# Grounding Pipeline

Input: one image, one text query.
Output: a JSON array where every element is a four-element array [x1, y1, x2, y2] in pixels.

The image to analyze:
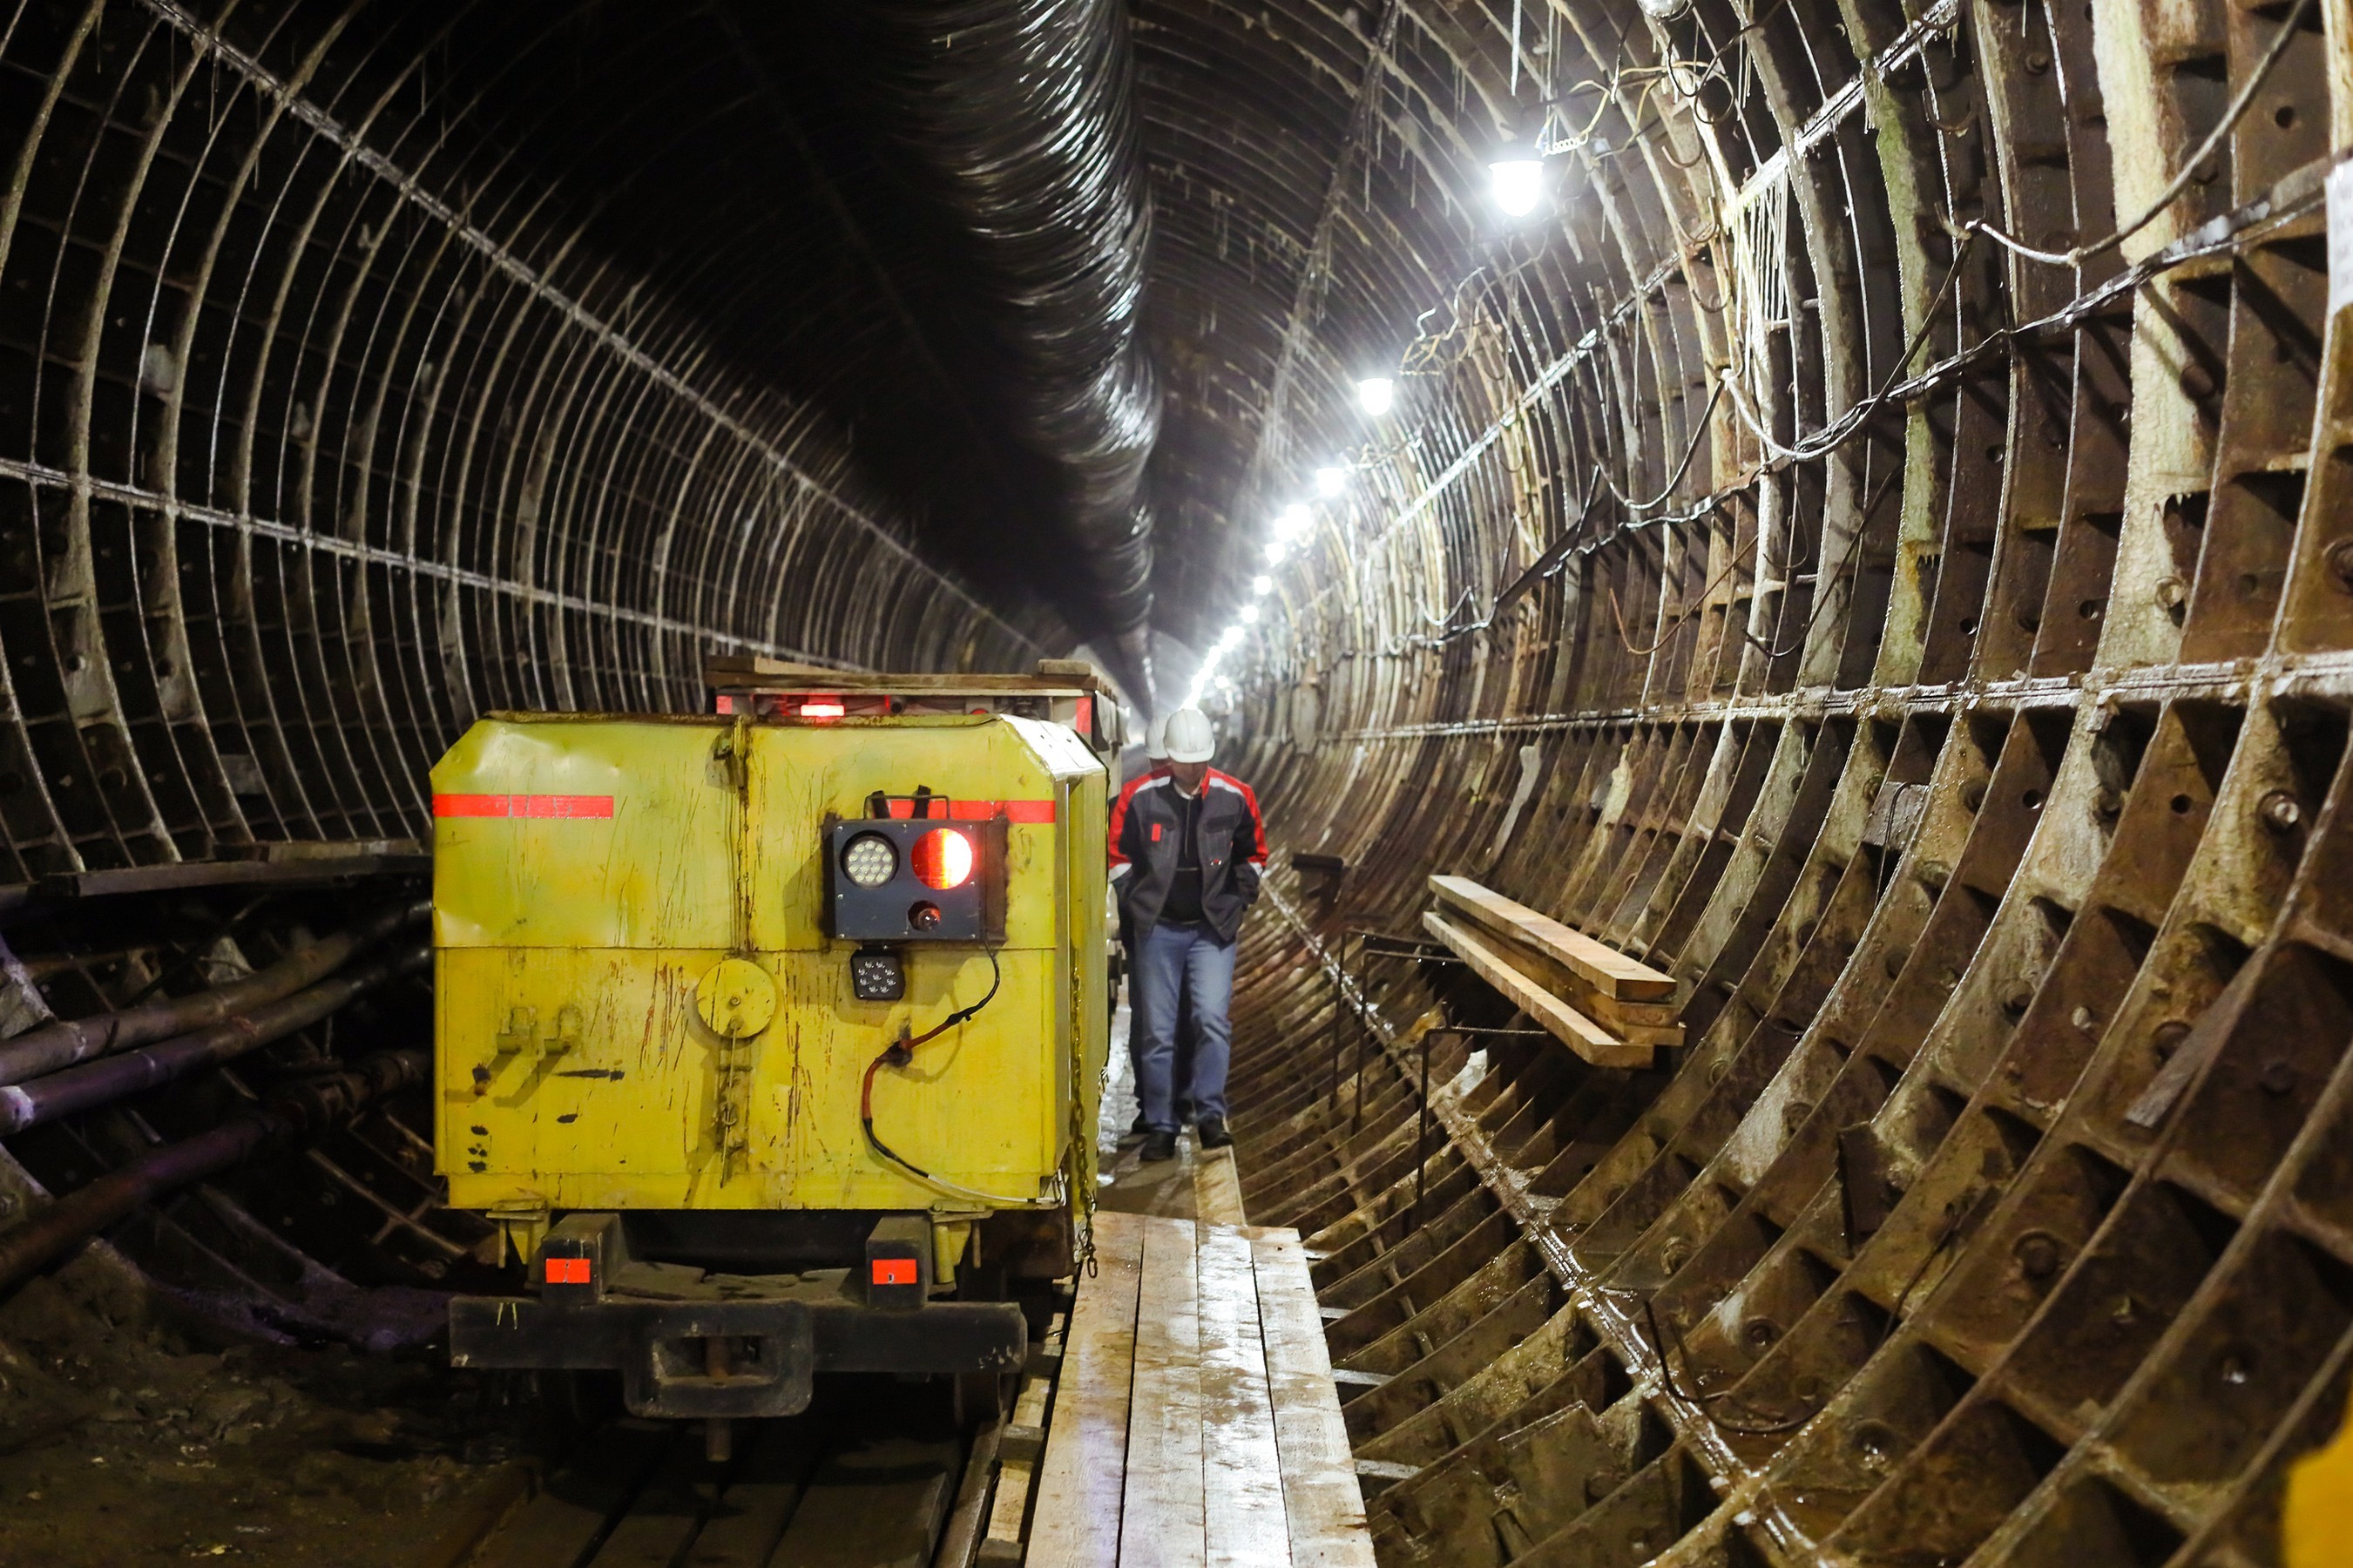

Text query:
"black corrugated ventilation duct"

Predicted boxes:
[[859, 0, 1164, 702]]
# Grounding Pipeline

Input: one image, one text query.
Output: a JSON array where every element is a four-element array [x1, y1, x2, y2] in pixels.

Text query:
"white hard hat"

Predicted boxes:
[[1163, 706, 1214, 764], [1145, 713, 1170, 761]]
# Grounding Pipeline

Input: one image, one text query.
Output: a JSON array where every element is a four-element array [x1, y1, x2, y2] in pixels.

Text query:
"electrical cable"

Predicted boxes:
[[1969, 0, 2317, 268], [1265, 26, 2314, 687], [1606, 519, 1754, 657], [1640, 1297, 1818, 1436], [1355, 175, 2307, 666], [1745, 460, 1906, 661], [1718, 226, 1980, 464], [1599, 376, 1728, 512], [858, 950, 1062, 1209]]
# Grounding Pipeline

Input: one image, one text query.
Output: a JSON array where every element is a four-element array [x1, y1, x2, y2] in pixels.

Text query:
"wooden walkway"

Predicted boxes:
[[1024, 1211, 1373, 1568]]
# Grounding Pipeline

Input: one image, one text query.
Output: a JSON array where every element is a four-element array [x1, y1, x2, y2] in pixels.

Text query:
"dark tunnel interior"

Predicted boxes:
[[0, 0, 2349, 1562]]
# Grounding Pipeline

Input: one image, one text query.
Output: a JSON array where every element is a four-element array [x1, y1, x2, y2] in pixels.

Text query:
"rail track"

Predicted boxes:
[[416, 1375, 999, 1568], [417, 1293, 1073, 1568]]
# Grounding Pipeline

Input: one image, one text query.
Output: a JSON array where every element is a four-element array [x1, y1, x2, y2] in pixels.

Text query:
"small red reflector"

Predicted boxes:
[[871, 1258, 917, 1287], [910, 828, 975, 889], [544, 1257, 592, 1285]]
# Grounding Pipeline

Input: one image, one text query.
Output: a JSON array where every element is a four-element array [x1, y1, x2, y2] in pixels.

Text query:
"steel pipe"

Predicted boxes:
[[0, 1050, 429, 1298], [0, 901, 429, 1089], [0, 944, 429, 1136]]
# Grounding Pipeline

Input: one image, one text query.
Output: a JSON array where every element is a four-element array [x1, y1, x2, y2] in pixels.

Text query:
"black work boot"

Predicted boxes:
[[1139, 1131, 1179, 1162], [1124, 1112, 1151, 1142], [1196, 1116, 1234, 1150]]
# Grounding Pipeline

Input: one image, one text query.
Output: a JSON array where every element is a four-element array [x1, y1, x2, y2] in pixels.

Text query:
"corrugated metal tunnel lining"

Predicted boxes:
[[0, 0, 2346, 1562], [1165, 0, 2353, 1556]]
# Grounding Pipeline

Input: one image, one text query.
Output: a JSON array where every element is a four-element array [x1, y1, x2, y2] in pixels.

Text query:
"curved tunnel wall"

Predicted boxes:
[[1179, 0, 2353, 1562], [0, 0, 1049, 880], [0, 0, 2344, 1562]]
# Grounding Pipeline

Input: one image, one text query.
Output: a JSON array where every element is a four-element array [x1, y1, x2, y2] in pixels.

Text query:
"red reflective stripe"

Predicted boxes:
[[870, 1258, 917, 1286], [881, 800, 1055, 823], [436, 794, 614, 819], [544, 1257, 591, 1285], [1107, 765, 1165, 867]]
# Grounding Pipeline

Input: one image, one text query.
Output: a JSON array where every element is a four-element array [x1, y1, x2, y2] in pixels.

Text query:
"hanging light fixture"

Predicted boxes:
[[1490, 135, 1546, 218], [1356, 377, 1395, 416], [1314, 466, 1347, 497]]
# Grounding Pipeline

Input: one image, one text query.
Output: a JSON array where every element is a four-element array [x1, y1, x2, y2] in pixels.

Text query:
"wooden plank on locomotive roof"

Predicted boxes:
[[1119, 1216, 1205, 1568], [1426, 875, 1677, 1000], [1193, 1145, 1247, 1226], [703, 655, 1111, 697], [1422, 913, 1653, 1070], [469, 1421, 673, 1568], [1028, 1212, 1146, 1568], [1196, 1223, 1294, 1568], [678, 1416, 825, 1568], [1247, 1227, 1377, 1568]]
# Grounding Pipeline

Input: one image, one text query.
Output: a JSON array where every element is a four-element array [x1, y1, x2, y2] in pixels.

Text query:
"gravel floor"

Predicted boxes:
[[0, 1259, 534, 1567]]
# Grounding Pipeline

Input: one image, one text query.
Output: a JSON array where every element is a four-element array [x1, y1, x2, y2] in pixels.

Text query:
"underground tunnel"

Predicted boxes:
[[0, 0, 2348, 1563]]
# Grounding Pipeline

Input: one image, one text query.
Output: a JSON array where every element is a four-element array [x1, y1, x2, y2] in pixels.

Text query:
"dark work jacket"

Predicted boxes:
[[1110, 769, 1268, 943]]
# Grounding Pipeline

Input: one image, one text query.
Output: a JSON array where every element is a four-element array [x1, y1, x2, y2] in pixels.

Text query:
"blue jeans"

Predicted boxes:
[[1134, 921, 1235, 1133], [1126, 943, 1194, 1118]]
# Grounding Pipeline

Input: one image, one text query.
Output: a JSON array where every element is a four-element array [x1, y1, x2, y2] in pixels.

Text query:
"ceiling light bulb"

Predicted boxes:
[[1241, 604, 1261, 624], [1315, 466, 1346, 497], [1356, 377, 1395, 417], [1265, 538, 1289, 564], [1251, 575, 1272, 596], [1276, 504, 1310, 541], [1491, 157, 1545, 218]]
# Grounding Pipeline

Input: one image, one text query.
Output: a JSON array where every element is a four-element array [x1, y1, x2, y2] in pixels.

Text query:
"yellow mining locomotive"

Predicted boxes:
[[436, 660, 1113, 1432]]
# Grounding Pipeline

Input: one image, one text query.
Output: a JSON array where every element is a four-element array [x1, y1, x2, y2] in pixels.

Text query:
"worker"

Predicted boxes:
[[1109, 714, 1180, 1139], [1109, 706, 1267, 1161]]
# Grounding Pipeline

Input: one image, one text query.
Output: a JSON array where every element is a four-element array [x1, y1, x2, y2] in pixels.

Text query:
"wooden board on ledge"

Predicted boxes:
[[1422, 912, 1653, 1069], [1428, 875, 1677, 999]]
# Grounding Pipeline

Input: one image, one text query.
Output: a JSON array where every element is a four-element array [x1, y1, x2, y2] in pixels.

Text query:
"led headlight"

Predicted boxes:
[[825, 813, 1005, 943], [842, 832, 898, 889], [849, 945, 904, 1002]]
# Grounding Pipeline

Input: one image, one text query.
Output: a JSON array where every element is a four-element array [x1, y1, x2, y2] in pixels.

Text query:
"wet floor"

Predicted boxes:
[[1092, 992, 1243, 1224]]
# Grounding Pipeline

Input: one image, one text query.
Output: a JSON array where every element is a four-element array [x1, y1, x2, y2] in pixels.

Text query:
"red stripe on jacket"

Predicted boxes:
[[1206, 769, 1268, 867], [1106, 764, 1168, 869]]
